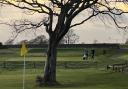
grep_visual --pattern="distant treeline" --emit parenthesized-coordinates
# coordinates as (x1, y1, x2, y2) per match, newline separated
(2, 43, 120, 49)
(0, 42, 6, 49)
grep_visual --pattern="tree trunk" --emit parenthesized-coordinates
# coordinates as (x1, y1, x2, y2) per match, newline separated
(44, 43, 57, 84)
(36, 36, 58, 86)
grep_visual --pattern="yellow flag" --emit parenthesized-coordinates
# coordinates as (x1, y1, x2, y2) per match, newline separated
(21, 42, 28, 57)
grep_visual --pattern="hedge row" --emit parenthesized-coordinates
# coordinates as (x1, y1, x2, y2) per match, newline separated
(5, 44, 120, 49)
(0, 61, 97, 69)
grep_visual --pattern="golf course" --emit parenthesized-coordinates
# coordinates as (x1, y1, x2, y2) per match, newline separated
(0, 46, 128, 89)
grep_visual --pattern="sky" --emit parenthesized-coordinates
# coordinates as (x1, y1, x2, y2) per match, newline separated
(0, 3, 128, 44)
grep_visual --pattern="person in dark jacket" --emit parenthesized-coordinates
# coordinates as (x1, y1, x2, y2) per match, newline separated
(91, 49, 95, 59)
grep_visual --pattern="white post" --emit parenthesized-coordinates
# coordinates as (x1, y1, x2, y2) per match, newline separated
(23, 55, 26, 89)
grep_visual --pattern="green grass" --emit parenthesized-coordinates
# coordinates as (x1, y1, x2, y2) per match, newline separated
(0, 48, 117, 61)
(0, 47, 128, 89)
(0, 56, 83, 61)
(0, 68, 128, 89)
(0, 48, 84, 61)
(120, 44, 128, 48)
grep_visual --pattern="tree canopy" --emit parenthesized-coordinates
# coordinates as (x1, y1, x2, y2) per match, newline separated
(0, 0, 128, 34)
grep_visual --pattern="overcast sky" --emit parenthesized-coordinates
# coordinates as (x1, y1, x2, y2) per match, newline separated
(0, 5, 128, 44)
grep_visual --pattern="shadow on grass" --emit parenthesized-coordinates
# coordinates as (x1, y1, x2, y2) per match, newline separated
(37, 72, 128, 89)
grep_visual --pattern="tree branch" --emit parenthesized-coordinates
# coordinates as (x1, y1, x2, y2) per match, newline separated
(0, 0, 52, 14)
(70, 11, 99, 28)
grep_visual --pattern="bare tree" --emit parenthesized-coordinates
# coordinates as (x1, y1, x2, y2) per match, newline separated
(4, 39, 14, 45)
(17, 40, 28, 44)
(125, 38, 128, 44)
(60, 29, 79, 44)
(28, 35, 48, 44)
(93, 39, 98, 44)
(0, 42, 2, 46)
(0, 0, 128, 86)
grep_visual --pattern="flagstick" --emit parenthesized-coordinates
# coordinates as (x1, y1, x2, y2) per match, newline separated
(23, 55, 26, 89)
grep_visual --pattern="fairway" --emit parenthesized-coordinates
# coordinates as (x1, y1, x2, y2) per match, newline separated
(0, 48, 128, 89)
(0, 68, 128, 89)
